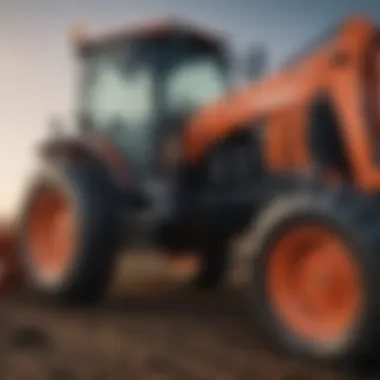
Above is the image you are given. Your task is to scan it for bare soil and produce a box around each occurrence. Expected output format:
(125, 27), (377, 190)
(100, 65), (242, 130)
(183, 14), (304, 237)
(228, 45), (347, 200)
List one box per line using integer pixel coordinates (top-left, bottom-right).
(0, 251), (377, 380)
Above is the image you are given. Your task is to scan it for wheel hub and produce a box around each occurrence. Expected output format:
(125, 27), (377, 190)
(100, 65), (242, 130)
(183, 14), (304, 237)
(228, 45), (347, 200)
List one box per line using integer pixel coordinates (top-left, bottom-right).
(267, 224), (362, 342)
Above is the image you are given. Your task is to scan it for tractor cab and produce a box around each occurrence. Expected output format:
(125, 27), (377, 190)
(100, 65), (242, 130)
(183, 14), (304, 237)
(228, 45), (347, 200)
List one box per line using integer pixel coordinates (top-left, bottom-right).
(73, 19), (230, 191)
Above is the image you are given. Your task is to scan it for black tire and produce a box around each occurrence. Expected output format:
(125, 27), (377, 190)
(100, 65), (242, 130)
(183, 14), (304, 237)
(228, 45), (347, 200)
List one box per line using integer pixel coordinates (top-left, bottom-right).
(18, 161), (124, 304)
(193, 244), (229, 290)
(246, 187), (380, 365)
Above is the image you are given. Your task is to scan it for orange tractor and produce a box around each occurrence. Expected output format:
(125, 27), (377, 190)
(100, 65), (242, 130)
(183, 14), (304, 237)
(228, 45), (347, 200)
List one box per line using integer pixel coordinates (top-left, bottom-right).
(1, 15), (380, 364)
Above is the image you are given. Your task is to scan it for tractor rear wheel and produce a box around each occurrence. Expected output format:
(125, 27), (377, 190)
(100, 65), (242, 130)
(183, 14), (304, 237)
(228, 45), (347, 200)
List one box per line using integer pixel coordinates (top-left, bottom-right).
(18, 162), (124, 304)
(247, 188), (380, 364)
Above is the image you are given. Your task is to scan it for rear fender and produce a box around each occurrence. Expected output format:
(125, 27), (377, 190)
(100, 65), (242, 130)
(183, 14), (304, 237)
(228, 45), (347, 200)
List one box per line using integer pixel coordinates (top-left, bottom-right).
(38, 135), (132, 191)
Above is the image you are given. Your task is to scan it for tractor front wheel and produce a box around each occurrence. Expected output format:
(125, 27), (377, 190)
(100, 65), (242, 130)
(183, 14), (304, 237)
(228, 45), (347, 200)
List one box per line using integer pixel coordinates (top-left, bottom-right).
(247, 188), (380, 364)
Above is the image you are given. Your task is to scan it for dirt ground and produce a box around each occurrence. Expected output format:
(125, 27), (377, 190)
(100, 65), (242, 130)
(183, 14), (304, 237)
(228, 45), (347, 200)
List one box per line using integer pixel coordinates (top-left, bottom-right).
(0, 250), (377, 380)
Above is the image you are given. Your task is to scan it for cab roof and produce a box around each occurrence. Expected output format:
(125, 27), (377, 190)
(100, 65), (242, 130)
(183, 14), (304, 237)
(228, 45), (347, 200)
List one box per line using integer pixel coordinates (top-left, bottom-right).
(72, 17), (227, 51)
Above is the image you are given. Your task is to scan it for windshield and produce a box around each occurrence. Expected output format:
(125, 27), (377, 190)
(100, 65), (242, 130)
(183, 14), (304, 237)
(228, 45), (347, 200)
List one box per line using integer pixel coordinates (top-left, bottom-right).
(79, 37), (228, 180)
(165, 54), (226, 114)
(81, 44), (155, 180)
(82, 46), (154, 129)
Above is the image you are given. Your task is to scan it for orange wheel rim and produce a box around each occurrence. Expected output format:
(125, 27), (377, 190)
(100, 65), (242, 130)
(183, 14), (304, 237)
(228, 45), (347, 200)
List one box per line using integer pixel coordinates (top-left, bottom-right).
(28, 189), (76, 279)
(267, 224), (362, 342)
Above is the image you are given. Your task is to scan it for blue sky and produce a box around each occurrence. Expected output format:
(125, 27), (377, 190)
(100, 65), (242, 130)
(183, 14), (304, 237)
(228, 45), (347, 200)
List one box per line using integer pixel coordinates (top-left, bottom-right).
(0, 0), (380, 216)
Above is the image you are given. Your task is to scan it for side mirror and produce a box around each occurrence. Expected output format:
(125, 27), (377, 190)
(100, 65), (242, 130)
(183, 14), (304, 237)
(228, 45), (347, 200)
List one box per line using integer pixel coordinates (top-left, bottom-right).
(246, 45), (268, 81)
